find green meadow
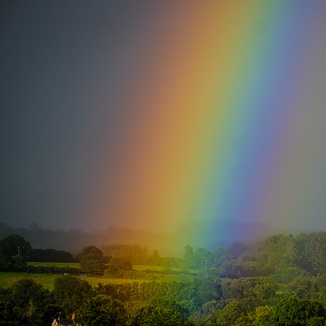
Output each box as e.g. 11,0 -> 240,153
0,272 -> 60,291
27,261 -> 80,268
0,265 -> 193,291
0,272 -> 153,290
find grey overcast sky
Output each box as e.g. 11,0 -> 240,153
1,1 -> 326,233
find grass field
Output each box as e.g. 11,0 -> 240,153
0,267 -> 193,290
28,261 -> 80,268
27,262 -> 198,274
133,265 -> 167,271
0,272 -> 153,290
0,272 -> 60,290
133,265 -> 199,274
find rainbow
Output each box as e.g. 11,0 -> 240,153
94,1 -> 326,242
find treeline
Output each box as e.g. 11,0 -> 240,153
98,232 -> 326,278
31,248 -> 75,262
2,232 -> 326,279
2,232 -> 326,324
0,276 -> 195,325
2,271 -> 326,325
0,234 -> 77,273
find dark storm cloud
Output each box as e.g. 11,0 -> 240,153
0,1 -> 160,229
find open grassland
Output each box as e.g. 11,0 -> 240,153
134,265 -> 168,271
0,272 -> 60,290
0,272 -> 151,290
28,261 -> 80,268
0,270 -> 193,290
28,262 -> 198,274
134,264 -> 199,275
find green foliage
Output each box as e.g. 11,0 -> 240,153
129,304 -> 189,326
2,232 -> 326,324
82,294 -> 126,326
104,256 -> 133,278
53,275 -> 93,315
209,247 -> 233,270
205,299 -> 248,326
195,269 -> 222,304
294,233 -> 326,275
272,296 -> 325,325
0,279 -> 52,326
184,245 -> 195,269
0,234 -> 32,271
272,264 -> 311,284
251,233 -> 326,280
150,298 -> 190,320
101,244 -> 149,265
77,245 -> 107,262
79,245 -> 108,275
252,305 -> 274,326
0,234 -> 32,260
243,278 -> 278,308
286,276 -> 315,298
80,253 -> 106,274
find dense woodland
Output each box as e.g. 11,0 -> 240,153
1,232 -> 326,325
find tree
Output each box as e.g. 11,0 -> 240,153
104,257 -> 132,278
150,250 -> 161,266
0,234 -> 32,260
0,234 -> 32,270
31,248 -> 75,262
208,247 -> 233,272
184,245 -> 195,269
205,299 -> 248,326
82,295 -> 126,326
272,296 -> 325,325
253,305 -> 274,326
243,278 -> 278,308
193,248 -> 211,269
53,275 -> 93,316
195,269 -> 222,304
9,279 -> 52,325
76,245 -> 106,262
150,298 -> 190,320
80,254 -> 106,275
130,304 -> 188,326
78,246 -> 108,275
101,244 -> 149,264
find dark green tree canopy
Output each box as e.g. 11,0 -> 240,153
0,234 -> 32,260
272,296 -> 325,326
77,245 -> 105,262
82,295 -> 126,326
53,275 -> 93,315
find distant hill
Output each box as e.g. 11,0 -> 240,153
0,220 -> 300,255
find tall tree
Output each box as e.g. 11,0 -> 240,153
53,275 -> 93,316
82,295 -> 126,326
0,234 -> 32,259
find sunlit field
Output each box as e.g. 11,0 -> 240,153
0,272 -> 60,290
27,261 -> 80,268
0,272 -> 149,290
0,267 -> 194,291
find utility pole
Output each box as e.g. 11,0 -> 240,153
17,246 -> 20,257
58,312 -> 61,323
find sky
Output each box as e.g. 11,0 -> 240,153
1,1 -> 326,233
